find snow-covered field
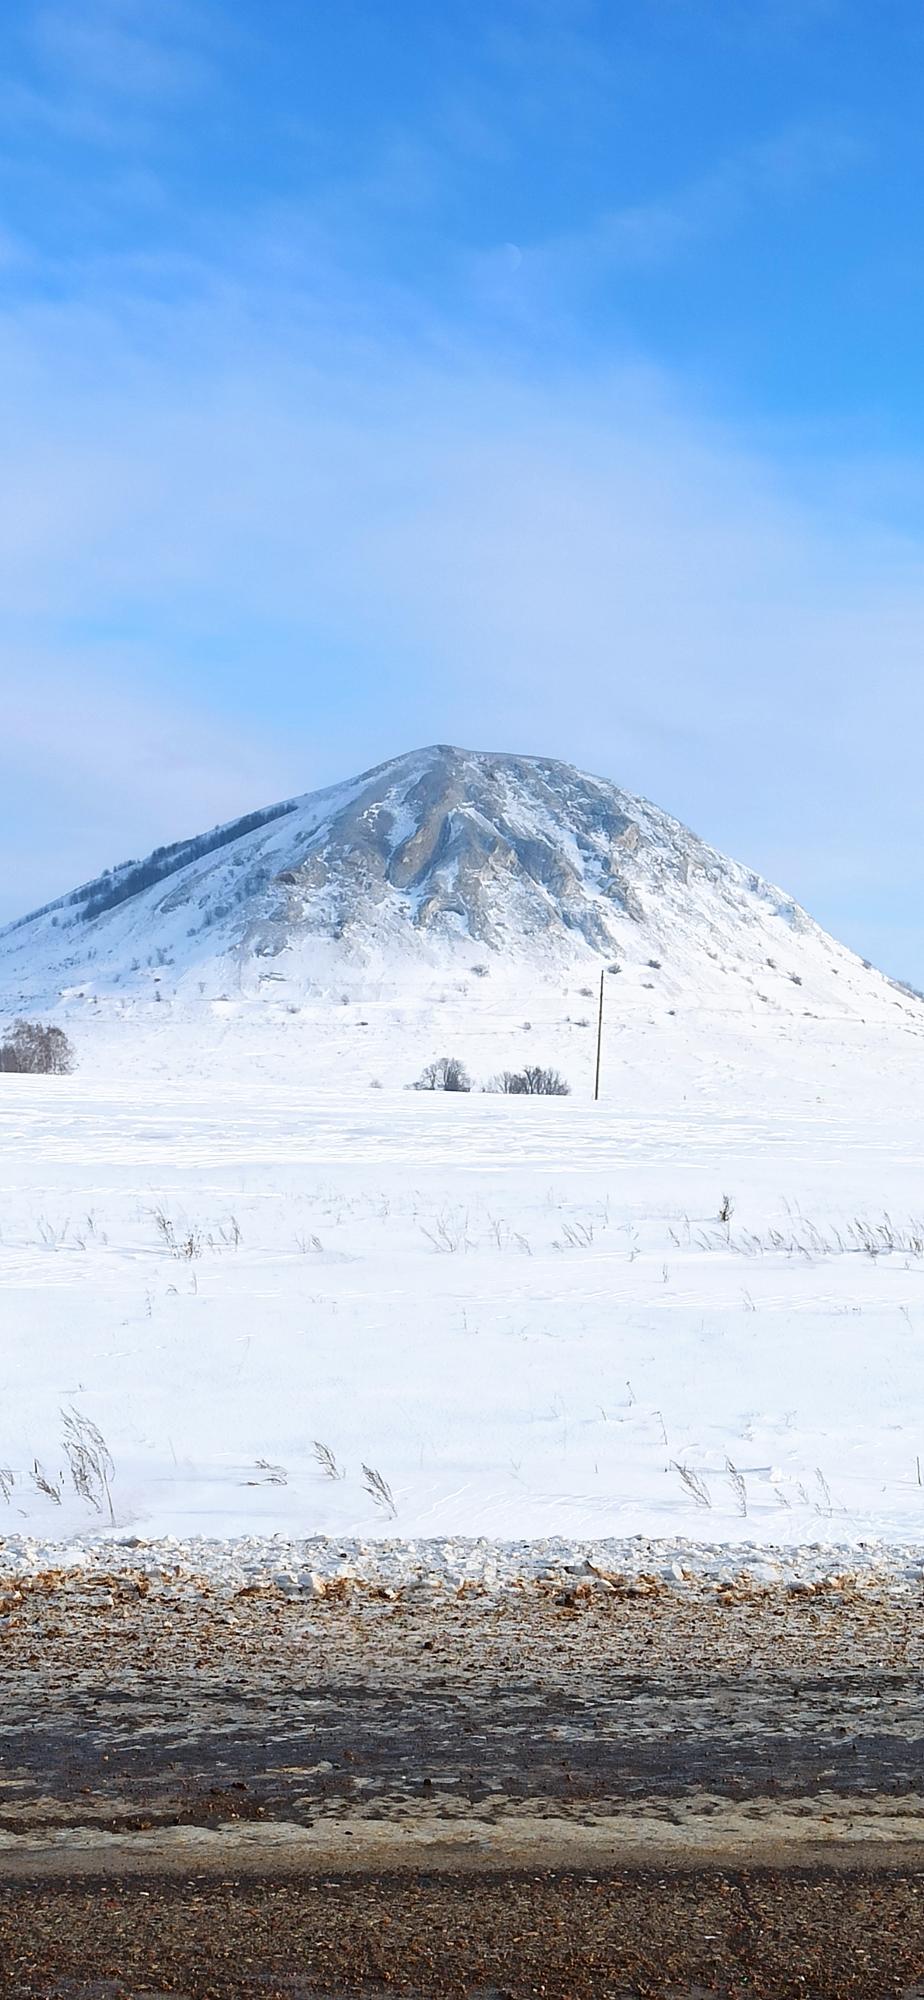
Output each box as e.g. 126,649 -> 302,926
4,994 -> 924,1555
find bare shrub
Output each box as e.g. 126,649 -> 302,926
553,1219 -> 594,1250
31,1460 -> 61,1505
151,1206 -> 177,1251
362,1463 -> 397,1518
697,1210 -> 924,1262
61,1408 -> 114,1521
37,1216 -> 69,1249
0,1019 -> 75,1074
672,1461 -> 712,1508
251,1458 -> 287,1486
413,1056 -> 472,1092
521,1064 -> 569,1096
490,1065 -> 570,1096
420,1207 -> 472,1253
725,1457 -> 748,1516
150,1207 -> 202,1259
313,1440 -> 345,1480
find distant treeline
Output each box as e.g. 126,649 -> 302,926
3,801 -> 297,935
78,803 -> 297,921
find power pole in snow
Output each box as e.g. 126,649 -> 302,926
594,968 -> 604,1102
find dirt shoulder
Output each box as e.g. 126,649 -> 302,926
4,1866 -> 924,1999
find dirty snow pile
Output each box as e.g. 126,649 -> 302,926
1,1532 -> 923,1595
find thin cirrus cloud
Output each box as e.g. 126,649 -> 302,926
513,118 -> 865,282
0,0 -> 223,166
27,0 -> 218,103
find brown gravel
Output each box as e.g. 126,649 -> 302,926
3,1866 -> 924,1998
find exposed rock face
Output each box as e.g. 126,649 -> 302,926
254,744 -> 735,955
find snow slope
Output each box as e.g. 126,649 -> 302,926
1,746 -> 918,1075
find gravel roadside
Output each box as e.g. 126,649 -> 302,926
0,1554 -> 922,1993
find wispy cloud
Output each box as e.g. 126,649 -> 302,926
517,118 -> 864,279
29,0 -> 217,102
0,0 -> 225,160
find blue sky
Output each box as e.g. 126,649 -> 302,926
2,0 -> 924,977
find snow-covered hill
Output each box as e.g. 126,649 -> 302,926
4,749 -> 924,1550
0,747 -> 915,1047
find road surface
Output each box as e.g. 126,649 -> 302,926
0,1559 -> 922,1994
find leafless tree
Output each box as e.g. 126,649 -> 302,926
490,1065 -> 570,1096
0,1019 -> 75,1074
413,1056 -> 471,1092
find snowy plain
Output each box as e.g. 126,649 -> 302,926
4,981 -> 924,1566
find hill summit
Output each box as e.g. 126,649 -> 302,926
0,744 -> 915,1027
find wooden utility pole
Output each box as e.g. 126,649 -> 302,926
594,968 -> 604,1102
